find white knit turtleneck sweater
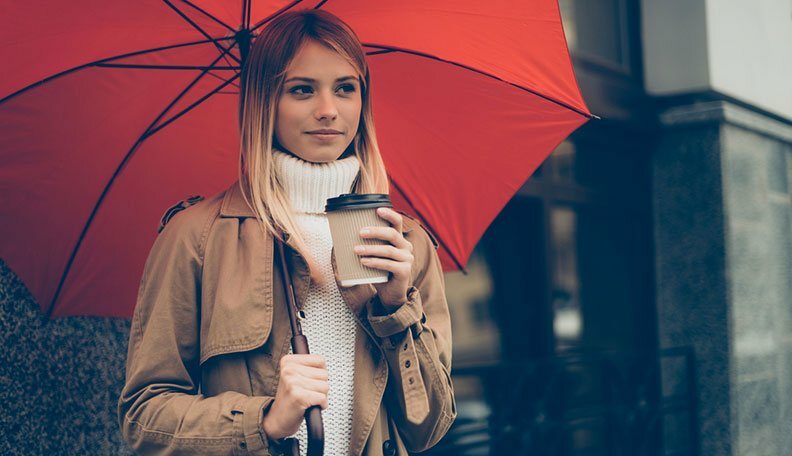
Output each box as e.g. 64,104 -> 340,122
272,148 -> 360,456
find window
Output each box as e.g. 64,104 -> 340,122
559,0 -> 631,73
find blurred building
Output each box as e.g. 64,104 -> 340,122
429,1 -> 792,455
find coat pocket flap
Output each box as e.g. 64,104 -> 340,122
199,287 -> 274,365
199,218 -> 275,365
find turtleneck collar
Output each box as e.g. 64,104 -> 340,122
272,147 -> 361,214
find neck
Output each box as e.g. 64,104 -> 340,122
272,148 -> 360,214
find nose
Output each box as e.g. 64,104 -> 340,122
314,89 -> 338,121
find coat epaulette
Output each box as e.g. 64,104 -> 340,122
399,211 -> 440,250
157,195 -> 204,233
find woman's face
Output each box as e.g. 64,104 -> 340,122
275,40 -> 362,163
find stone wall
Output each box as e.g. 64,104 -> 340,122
654,99 -> 792,456
722,122 -> 792,455
653,117 -> 731,456
0,259 -> 132,455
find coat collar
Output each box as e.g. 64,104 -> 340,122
219,180 -> 257,218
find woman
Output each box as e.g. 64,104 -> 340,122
118,9 -> 456,456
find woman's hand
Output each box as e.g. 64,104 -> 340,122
261,354 -> 329,440
354,207 -> 414,310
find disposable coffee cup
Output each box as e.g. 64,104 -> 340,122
325,193 -> 393,287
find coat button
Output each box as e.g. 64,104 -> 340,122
404,360 -> 411,368
382,439 -> 396,456
239,441 -> 246,449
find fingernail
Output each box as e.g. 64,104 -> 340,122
360,228 -> 370,235
354,245 -> 364,253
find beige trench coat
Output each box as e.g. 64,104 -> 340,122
118,181 -> 456,455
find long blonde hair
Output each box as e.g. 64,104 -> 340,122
237,9 -> 389,287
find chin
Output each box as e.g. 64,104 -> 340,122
278,137 -> 352,163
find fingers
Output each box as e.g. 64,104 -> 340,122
280,355 -> 330,381
292,364 -> 329,381
281,353 -> 326,369
355,220 -> 414,280
267,354 -> 331,437
282,382 -> 329,411
353,244 -> 414,263
279,355 -> 330,410
286,377 -> 330,398
374,207 -> 403,233
358,257 -> 412,277
290,380 -> 329,410
359,225 -> 413,251
301,390 -> 329,410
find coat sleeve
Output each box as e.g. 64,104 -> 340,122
117,211 -> 279,455
365,222 -> 457,452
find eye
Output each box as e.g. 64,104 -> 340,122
288,85 -> 313,95
338,84 -> 357,93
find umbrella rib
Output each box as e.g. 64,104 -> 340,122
43,41 -> 239,319
205,70 -> 242,89
181,0 -> 237,33
144,72 -> 241,139
94,63 -> 240,70
161,0 -> 241,65
0,37 -> 234,106
243,0 -> 251,29
137,40 -> 240,139
365,49 -> 396,56
363,43 -> 595,120
389,178 -> 467,274
249,0 -> 331,34
249,0 -> 305,33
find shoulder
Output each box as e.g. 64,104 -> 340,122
154,188 -> 227,249
158,195 -> 205,234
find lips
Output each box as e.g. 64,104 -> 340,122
306,129 -> 342,134
307,131 -> 342,141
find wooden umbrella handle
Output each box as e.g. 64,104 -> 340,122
276,237 -> 324,456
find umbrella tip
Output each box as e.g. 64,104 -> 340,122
591,113 -> 602,120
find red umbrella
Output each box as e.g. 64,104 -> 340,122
0,0 -> 593,319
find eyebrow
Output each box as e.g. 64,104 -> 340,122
284,76 -> 358,83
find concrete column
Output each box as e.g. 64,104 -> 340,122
653,100 -> 792,455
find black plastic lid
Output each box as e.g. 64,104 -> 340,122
325,193 -> 392,212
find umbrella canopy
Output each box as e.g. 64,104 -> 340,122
0,0 -> 592,319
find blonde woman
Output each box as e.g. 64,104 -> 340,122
118,9 -> 456,456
